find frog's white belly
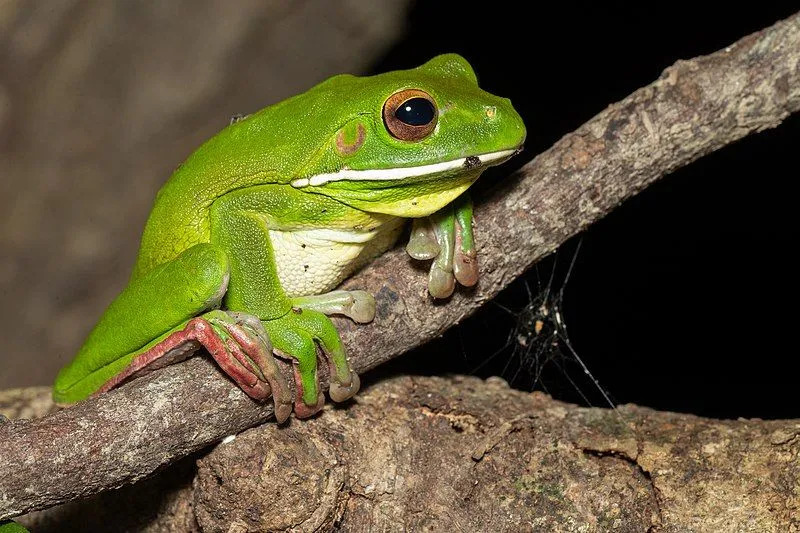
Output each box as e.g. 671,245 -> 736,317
269,218 -> 405,297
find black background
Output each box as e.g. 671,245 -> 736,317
369,3 -> 799,420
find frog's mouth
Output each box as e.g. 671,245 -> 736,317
290,148 -> 520,188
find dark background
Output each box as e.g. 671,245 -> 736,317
1,2 -> 797,420
372,3 -> 800,420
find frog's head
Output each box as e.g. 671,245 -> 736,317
287,54 -> 526,217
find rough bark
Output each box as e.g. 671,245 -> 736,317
1,9 -> 799,526
13,376 -> 800,532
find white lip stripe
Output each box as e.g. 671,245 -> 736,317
290,149 -> 517,188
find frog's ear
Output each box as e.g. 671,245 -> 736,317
420,54 -> 478,85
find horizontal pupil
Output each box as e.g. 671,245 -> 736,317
394,97 -> 434,126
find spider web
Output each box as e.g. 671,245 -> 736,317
468,239 -> 617,410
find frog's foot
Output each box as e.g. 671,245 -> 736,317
291,290 -> 376,323
264,308 -> 360,419
406,194 -> 478,299
95,310 -> 293,423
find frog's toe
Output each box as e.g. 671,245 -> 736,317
291,363 -> 325,418
268,325 -> 324,417
329,372 -> 360,402
298,310 -> 360,403
406,218 -> 440,260
453,206 -> 478,287
347,291 -> 376,323
453,250 -> 478,286
291,289 -> 376,324
453,235 -> 478,287
428,263 -> 456,299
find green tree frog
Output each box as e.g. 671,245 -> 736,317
52,54 -> 526,421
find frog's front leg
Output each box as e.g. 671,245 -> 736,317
406,193 -> 478,298
284,291 -> 373,407
211,191 -> 360,418
261,308 -> 360,416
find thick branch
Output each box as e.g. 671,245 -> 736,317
16,376 -> 800,532
2,12 -> 799,521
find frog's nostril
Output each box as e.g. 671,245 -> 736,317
484,105 -> 497,119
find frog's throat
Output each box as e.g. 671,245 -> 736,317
290,149 -> 518,188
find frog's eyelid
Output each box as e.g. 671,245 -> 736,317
290,149 -> 516,188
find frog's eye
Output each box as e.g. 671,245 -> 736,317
383,89 -> 438,142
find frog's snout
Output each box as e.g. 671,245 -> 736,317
486,96 -> 526,150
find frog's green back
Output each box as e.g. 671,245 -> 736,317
131,91 -> 322,278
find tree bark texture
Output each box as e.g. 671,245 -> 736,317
11,376 -> 800,532
1,8 -> 799,528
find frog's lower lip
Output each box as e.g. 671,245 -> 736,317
291,148 -> 520,188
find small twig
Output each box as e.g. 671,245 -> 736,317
1,12 -> 798,521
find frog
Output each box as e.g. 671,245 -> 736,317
52,54 -> 526,421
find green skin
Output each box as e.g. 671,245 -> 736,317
52,54 -> 526,421
0,521 -> 29,533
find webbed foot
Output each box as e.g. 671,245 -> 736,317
406,193 -> 478,298
94,309 -> 294,423
263,308 -> 359,419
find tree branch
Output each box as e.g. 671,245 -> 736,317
2,12 -> 799,521
19,375 -> 800,532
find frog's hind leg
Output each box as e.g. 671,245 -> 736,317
94,311 -> 293,422
53,244 -> 292,421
